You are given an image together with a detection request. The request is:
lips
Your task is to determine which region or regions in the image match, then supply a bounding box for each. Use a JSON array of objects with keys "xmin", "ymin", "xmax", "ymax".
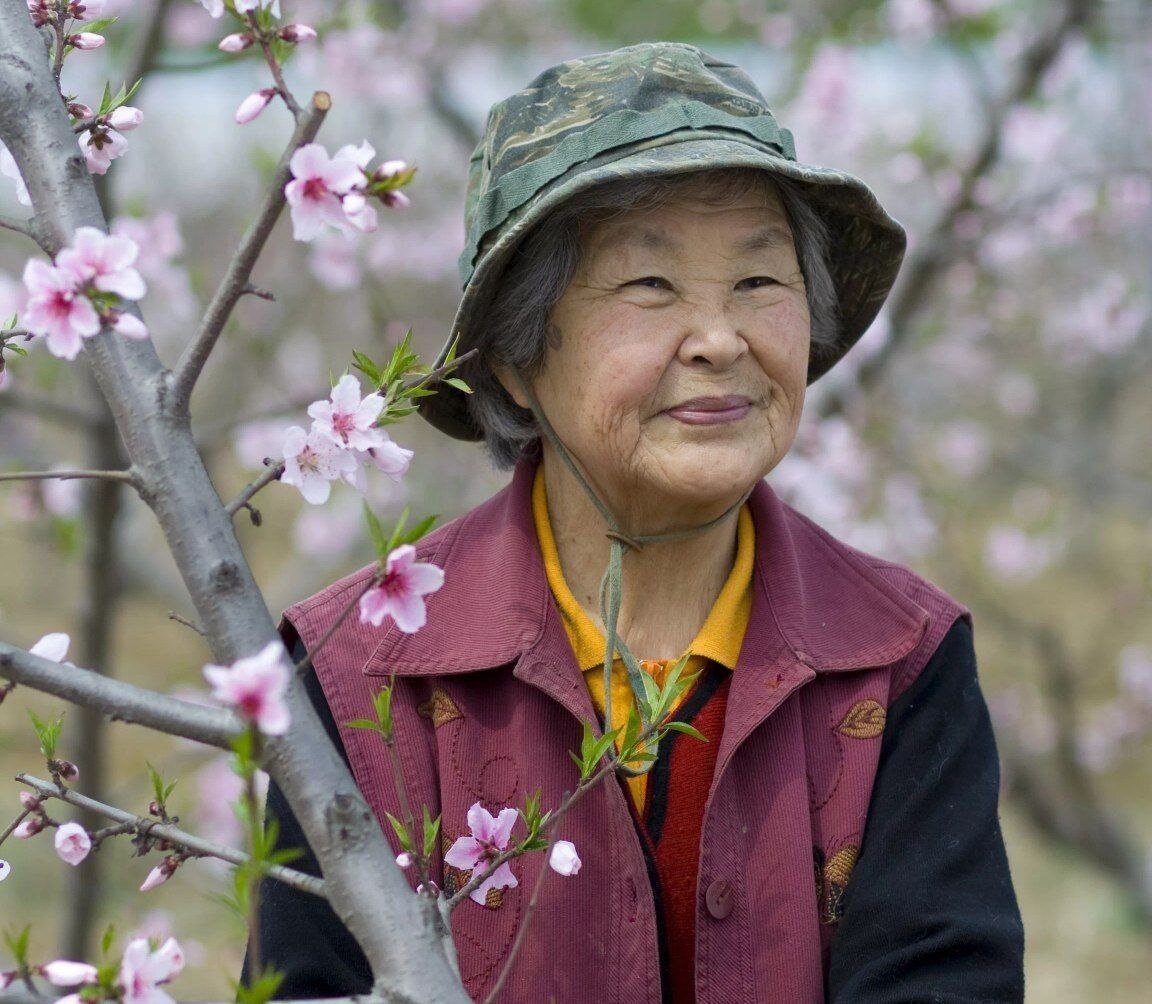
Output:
[{"xmin": 664, "ymin": 394, "xmax": 753, "ymax": 426}]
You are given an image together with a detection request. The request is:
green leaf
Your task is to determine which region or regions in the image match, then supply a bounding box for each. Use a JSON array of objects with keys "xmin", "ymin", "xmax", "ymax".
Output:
[
  {"xmin": 661, "ymin": 721, "xmax": 708, "ymax": 742},
  {"xmin": 28, "ymin": 710, "xmax": 64, "ymax": 760},
  {"xmin": 421, "ymin": 807, "xmax": 440, "ymax": 859},
  {"xmin": 397, "ymin": 513, "xmax": 438, "ymax": 548},
  {"xmin": 146, "ymin": 761, "xmax": 172, "ymax": 807},
  {"xmin": 384, "ymin": 811, "xmax": 412, "ymax": 851},
  {"xmin": 351, "ymin": 350, "xmax": 383, "ymax": 388},
  {"xmin": 96, "ymin": 81, "xmax": 112, "ymax": 116},
  {"xmin": 3, "ymin": 924, "xmax": 31, "ymax": 965},
  {"xmin": 372, "ymin": 684, "xmax": 394, "ymax": 740},
  {"xmin": 443, "ymin": 377, "xmax": 472, "ymax": 393},
  {"xmin": 384, "ymin": 506, "xmax": 410, "ymax": 556},
  {"xmin": 233, "ymin": 969, "xmax": 285, "ymax": 1004},
  {"xmin": 100, "ymin": 923, "xmax": 116, "ymax": 957},
  {"xmin": 344, "ymin": 718, "xmax": 381, "ymax": 732},
  {"xmin": 362, "ymin": 501, "xmax": 389, "ymax": 558}
]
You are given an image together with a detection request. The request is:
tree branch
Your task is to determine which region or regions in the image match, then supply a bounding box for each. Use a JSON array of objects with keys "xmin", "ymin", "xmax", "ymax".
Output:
[
  {"xmin": 0, "ymin": 642, "xmax": 240, "ymax": 748},
  {"xmin": 0, "ymin": 386, "xmax": 100, "ymax": 427},
  {"xmin": 169, "ymin": 91, "xmax": 331, "ymax": 415},
  {"xmin": 816, "ymin": 0, "xmax": 1102, "ymax": 418},
  {"xmin": 0, "ymin": 468, "xmax": 136, "ymax": 484},
  {"xmin": 16, "ymin": 773, "xmax": 327, "ymax": 899},
  {"xmin": 225, "ymin": 459, "xmax": 286, "ymax": 518}
]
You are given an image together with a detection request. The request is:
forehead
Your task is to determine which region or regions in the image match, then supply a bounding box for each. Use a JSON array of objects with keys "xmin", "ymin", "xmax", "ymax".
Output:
[{"xmin": 584, "ymin": 186, "xmax": 794, "ymax": 261}]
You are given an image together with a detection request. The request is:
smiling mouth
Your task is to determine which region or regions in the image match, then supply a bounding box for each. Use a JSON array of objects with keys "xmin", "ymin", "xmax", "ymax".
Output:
[{"xmin": 664, "ymin": 395, "xmax": 754, "ymax": 426}]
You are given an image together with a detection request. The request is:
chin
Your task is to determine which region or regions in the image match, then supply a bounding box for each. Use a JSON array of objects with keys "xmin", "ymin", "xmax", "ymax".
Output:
[{"xmin": 652, "ymin": 451, "xmax": 767, "ymax": 514}]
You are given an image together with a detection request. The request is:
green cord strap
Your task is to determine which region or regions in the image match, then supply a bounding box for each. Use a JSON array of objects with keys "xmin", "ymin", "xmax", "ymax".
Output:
[{"xmin": 514, "ymin": 371, "xmax": 752, "ymax": 776}]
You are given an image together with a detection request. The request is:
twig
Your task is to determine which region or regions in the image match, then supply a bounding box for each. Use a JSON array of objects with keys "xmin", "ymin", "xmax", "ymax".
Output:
[
  {"xmin": 247, "ymin": 11, "xmax": 302, "ymax": 118},
  {"xmin": 0, "ymin": 643, "xmax": 239, "ymax": 750},
  {"xmin": 16, "ymin": 773, "xmax": 326, "ymax": 898},
  {"xmin": 167, "ymin": 611, "xmax": 206, "ymax": 636},
  {"xmin": 0, "ymin": 468, "xmax": 136, "ymax": 484},
  {"xmin": 225, "ymin": 459, "xmax": 286, "ymax": 518},
  {"xmin": 293, "ymin": 575, "xmax": 381, "ymax": 679},
  {"xmin": 0, "ymin": 214, "xmax": 35, "ymax": 238},
  {"xmin": 0, "ymin": 807, "xmax": 32, "ymax": 847},
  {"xmin": 169, "ymin": 91, "xmax": 331, "ymax": 414}
]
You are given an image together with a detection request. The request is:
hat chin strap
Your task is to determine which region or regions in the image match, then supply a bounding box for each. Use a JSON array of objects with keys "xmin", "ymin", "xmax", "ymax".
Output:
[{"xmin": 512, "ymin": 370, "xmax": 752, "ymax": 776}]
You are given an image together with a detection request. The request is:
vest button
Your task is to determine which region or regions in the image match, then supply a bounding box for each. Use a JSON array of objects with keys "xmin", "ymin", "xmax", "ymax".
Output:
[{"xmin": 705, "ymin": 879, "xmax": 734, "ymax": 920}]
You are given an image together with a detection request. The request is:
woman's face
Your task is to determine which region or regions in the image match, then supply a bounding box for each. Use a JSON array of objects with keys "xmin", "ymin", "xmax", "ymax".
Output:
[{"xmin": 505, "ymin": 178, "xmax": 811, "ymax": 524}]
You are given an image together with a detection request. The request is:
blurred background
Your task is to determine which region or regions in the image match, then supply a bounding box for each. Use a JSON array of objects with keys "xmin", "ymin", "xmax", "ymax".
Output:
[{"xmin": 0, "ymin": 0, "xmax": 1149, "ymax": 998}]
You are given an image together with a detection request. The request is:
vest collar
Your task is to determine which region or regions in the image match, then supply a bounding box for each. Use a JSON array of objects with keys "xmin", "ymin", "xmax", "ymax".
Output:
[{"xmin": 361, "ymin": 456, "xmax": 928, "ymax": 678}]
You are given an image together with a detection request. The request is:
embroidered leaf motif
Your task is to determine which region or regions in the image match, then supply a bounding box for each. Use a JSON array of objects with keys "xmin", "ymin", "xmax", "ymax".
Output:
[
  {"xmin": 441, "ymin": 829, "xmax": 470, "ymax": 896},
  {"xmin": 483, "ymin": 886, "xmax": 504, "ymax": 909},
  {"xmin": 836, "ymin": 699, "xmax": 886, "ymax": 739},
  {"xmin": 418, "ymin": 689, "xmax": 463, "ymax": 729}
]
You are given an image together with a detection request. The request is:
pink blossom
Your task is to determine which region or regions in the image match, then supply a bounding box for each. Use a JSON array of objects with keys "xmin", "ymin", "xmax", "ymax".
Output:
[
  {"xmin": 395, "ymin": 851, "xmax": 414, "ymax": 868},
  {"xmin": 0, "ymin": 142, "xmax": 30, "ymax": 206},
  {"xmin": 69, "ymin": 1, "xmax": 107, "ymax": 20},
  {"xmin": 14, "ymin": 818, "xmax": 44, "ymax": 839},
  {"xmin": 235, "ymin": 87, "xmax": 278, "ymax": 125},
  {"xmin": 117, "ymin": 936, "xmax": 184, "ymax": 1004},
  {"xmin": 285, "ymin": 142, "xmax": 376, "ymax": 242},
  {"xmin": 307, "ymin": 375, "xmax": 386, "ymax": 451},
  {"xmin": 359, "ymin": 545, "xmax": 445, "ymax": 633},
  {"xmin": 54, "ymin": 822, "xmax": 92, "ymax": 866},
  {"xmin": 20, "ymin": 259, "xmax": 100, "ymax": 360},
  {"xmin": 444, "ymin": 802, "xmax": 519, "ymax": 905},
  {"xmin": 0, "ymin": 859, "xmax": 10, "ymax": 882},
  {"xmin": 280, "ymin": 425, "xmax": 359, "ymax": 504},
  {"xmin": 79, "ymin": 127, "xmax": 128, "ymax": 175},
  {"xmin": 57, "ymin": 227, "xmax": 147, "ymax": 300},
  {"xmin": 372, "ymin": 159, "xmax": 408, "ymax": 183},
  {"xmin": 548, "ymin": 840, "xmax": 581, "ymax": 876},
  {"xmin": 42, "ymin": 960, "xmax": 99, "ymax": 987},
  {"xmin": 202, "ymin": 639, "xmax": 291, "ymax": 736},
  {"xmin": 108, "ymin": 309, "xmax": 149, "ymax": 340},
  {"xmin": 20, "ymin": 791, "xmax": 41, "ymax": 810},
  {"xmin": 365, "ymin": 439, "xmax": 413, "ymax": 480},
  {"xmin": 107, "ymin": 106, "xmax": 143, "ymax": 132},
  {"xmin": 140, "ymin": 857, "xmax": 178, "ymax": 892},
  {"xmin": 30, "ymin": 631, "xmax": 72, "ymax": 664},
  {"xmin": 218, "ymin": 33, "xmax": 253, "ymax": 53},
  {"xmin": 197, "ymin": 0, "xmax": 225, "ymax": 16}
]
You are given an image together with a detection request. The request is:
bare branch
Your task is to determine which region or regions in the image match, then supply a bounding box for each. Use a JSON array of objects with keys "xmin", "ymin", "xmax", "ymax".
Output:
[
  {"xmin": 0, "ymin": 642, "xmax": 240, "ymax": 749},
  {"xmin": 0, "ymin": 213, "xmax": 35, "ymax": 238},
  {"xmin": 0, "ymin": 468, "xmax": 136, "ymax": 484},
  {"xmin": 817, "ymin": 0, "xmax": 1102, "ymax": 418},
  {"xmin": 225, "ymin": 459, "xmax": 286, "ymax": 518},
  {"xmin": 17, "ymin": 773, "xmax": 327, "ymax": 899},
  {"xmin": 170, "ymin": 91, "xmax": 331, "ymax": 414},
  {"xmin": 167, "ymin": 610, "xmax": 206, "ymax": 636}
]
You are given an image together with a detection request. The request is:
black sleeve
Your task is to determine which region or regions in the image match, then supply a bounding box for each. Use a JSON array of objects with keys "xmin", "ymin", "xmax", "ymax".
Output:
[
  {"xmin": 826, "ymin": 617, "xmax": 1025, "ymax": 1003},
  {"xmin": 240, "ymin": 633, "xmax": 373, "ymax": 999}
]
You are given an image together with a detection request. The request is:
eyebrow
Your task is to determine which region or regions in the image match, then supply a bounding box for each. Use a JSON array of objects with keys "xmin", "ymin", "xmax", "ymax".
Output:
[{"xmin": 613, "ymin": 223, "xmax": 793, "ymax": 255}]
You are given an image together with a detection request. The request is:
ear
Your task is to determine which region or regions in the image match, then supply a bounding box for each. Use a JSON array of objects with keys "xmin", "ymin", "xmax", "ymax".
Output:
[{"xmin": 493, "ymin": 365, "xmax": 532, "ymax": 409}]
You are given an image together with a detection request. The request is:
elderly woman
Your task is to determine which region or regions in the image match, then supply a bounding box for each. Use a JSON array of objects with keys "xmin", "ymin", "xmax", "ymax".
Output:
[{"xmin": 249, "ymin": 42, "xmax": 1024, "ymax": 1002}]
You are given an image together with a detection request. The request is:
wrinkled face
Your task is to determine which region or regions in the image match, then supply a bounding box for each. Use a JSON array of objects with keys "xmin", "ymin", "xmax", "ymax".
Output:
[{"xmin": 504, "ymin": 179, "xmax": 811, "ymax": 523}]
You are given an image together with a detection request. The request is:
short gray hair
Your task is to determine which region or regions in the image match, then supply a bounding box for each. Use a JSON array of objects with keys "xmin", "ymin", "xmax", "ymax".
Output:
[{"xmin": 465, "ymin": 168, "xmax": 840, "ymax": 469}]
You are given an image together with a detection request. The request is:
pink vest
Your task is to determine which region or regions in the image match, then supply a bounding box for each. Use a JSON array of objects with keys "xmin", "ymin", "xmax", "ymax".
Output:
[{"xmin": 283, "ymin": 457, "xmax": 968, "ymax": 1002}]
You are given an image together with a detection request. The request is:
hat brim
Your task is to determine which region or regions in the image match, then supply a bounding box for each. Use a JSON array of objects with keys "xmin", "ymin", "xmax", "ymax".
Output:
[{"xmin": 420, "ymin": 133, "xmax": 906, "ymax": 441}]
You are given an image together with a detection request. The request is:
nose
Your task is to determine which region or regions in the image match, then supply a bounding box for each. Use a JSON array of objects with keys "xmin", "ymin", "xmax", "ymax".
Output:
[{"xmin": 676, "ymin": 302, "xmax": 749, "ymax": 371}]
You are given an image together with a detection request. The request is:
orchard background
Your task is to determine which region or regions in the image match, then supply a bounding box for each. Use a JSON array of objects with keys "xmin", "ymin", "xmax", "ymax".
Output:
[{"xmin": 0, "ymin": 0, "xmax": 1149, "ymax": 1000}]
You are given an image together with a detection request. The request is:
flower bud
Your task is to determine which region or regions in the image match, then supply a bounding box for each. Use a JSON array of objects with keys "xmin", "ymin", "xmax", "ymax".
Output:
[
  {"xmin": 19, "ymin": 791, "xmax": 41, "ymax": 811},
  {"xmin": 50, "ymin": 758, "xmax": 80, "ymax": 782},
  {"xmin": 109, "ymin": 309, "xmax": 149, "ymax": 340},
  {"xmin": 14, "ymin": 816, "xmax": 44, "ymax": 839},
  {"xmin": 380, "ymin": 190, "xmax": 411, "ymax": 210},
  {"xmin": 218, "ymin": 32, "xmax": 254, "ymax": 53},
  {"xmin": 548, "ymin": 839, "xmax": 582, "ymax": 876},
  {"xmin": 107, "ymin": 106, "xmax": 144, "ymax": 132},
  {"xmin": 147, "ymin": 800, "xmax": 162, "ymax": 817},
  {"xmin": 234, "ymin": 87, "xmax": 277, "ymax": 125},
  {"xmin": 41, "ymin": 960, "xmax": 99, "ymax": 987},
  {"xmin": 395, "ymin": 851, "xmax": 414, "ymax": 869},
  {"xmin": 68, "ymin": 33, "xmax": 106, "ymax": 50},
  {"xmin": 27, "ymin": 1, "xmax": 49, "ymax": 29},
  {"xmin": 0, "ymin": 861, "xmax": 11, "ymax": 884},
  {"xmin": 372, "ymin": 159, "xmax": 408, "ymax": 182},
  {"xmin": 341, "ymin": 191, "xmax": 366, "ymax": 214},
  {"xmin": 69, "ymin": 1, "xmax": 106, "ymax": 20},
  {"xmin": 68, "ymin": 101, "xmax": 95, "ymax": 119},
  {"xmin": 277, "ymin": 24, "xmax": 317, "ymax": 44},
  {"xmin": 140, "ymin": 855, "xmax": 178, "ymax": 892},
  {"xmin": 54, "ymin": 822, "xmax": 92, "ymax": 866}
]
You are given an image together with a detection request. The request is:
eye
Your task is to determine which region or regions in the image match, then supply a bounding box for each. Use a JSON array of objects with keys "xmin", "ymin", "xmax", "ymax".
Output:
[
  {"xmin": 626, "ymin": 276, "xmax": 673, "ymax": 290},
  {"xmin": 736, "ymin": 276, "xmax": 778, "ymax": 290}
]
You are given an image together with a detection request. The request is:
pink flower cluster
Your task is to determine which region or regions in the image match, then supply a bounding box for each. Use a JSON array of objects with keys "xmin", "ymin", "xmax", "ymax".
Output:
[
  {"xmin": 203, "ymin": 639, "xmax": 291, "ymax": 736},
  {"xmin": 20, "ymin": 228, "xmax": 148, "ymax": 360},
  {"xmin": 39, "ymin": 936, "xmax": 184, "ymax": 1004},
  {"xmin": 444, "ymin": 802, "xmax": 582, "ymax": 906},
  {"xmin": 79, "ymin": 106, "xmax": 144, "ymax": 176},
  {"xmin": 281, "ymin": 374, "xmax": 412, "ymax": 505},
  {"xmin": 285, "ymin": 142, "xmax": 384, "ymax": 242},
  {"xmin": 359, "ymin": 545, "xmax": 445, "ymax": 634}
]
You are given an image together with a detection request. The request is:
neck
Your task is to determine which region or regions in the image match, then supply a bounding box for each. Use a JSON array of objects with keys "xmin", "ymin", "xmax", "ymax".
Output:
[{"xmin": 541, "ymin": 454, "xmax": 741, "ymax": 662}]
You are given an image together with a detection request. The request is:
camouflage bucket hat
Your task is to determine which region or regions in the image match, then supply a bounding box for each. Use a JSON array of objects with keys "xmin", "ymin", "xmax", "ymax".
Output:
[{"xmin": 419, "ymin": 41, "xmax": 907, "ymax": 441}]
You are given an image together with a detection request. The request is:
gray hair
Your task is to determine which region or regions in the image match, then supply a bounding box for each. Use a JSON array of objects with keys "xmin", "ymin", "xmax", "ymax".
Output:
[{"xmin": 465, "ymin": 168, "xmax": 840, "ymax": 469}]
